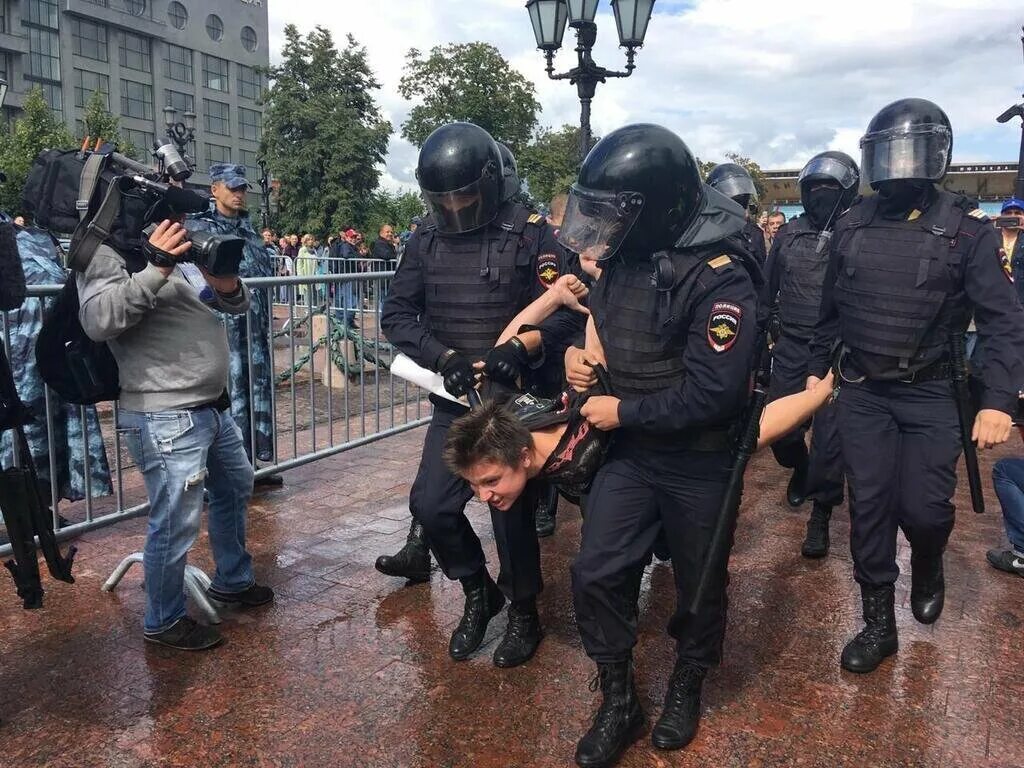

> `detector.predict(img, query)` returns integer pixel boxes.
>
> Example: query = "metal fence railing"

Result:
[0,271,430,558]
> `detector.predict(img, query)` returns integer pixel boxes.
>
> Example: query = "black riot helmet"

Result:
[860,98,953,189]
[706,163,758,210]
[798,150,860,230]
[496,142,521,202]
[557,123,746,262]
[416,122,503,234]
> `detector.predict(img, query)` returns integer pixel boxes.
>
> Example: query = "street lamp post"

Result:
[527,0,656,161]
[162,104,197,170]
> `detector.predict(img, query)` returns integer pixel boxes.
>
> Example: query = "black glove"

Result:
[482,338,530,388]
[439,351,476,398]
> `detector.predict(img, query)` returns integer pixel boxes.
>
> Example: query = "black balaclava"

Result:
[803,185,844,231]
[875,180,932,217]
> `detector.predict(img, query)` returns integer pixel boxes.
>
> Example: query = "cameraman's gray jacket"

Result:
[77,243,250,412]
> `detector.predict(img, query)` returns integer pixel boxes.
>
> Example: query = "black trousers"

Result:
[836,379,961,586]
[768,332,845,506]
[409,401,542,601]
[571,443,732,667]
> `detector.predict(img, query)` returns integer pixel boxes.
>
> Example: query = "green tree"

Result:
[398,42,540,153]
[0,87,74,214]
[519,124,588,207]
[78,89,136,160]
[261,25,392,236]
[363,188,425,241]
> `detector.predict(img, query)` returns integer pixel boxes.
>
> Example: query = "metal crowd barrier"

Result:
[0,271,430,558]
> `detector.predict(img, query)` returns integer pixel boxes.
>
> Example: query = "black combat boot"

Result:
[374,519,431,583]
[535,485,558,538]
[651,659,705,750]
[575,660,645,768]
[493,597,543,668]
[840,584,898,673]
[801,503,832,559]
[786,459,809,507]
[448,570,505,661]
[910,549,945,624]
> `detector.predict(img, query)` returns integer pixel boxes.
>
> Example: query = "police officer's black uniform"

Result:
[379,122,570,668]
[765,151,860,555]
[707,162,768,267]
[808,99,1024,674]
[560,125,760,768]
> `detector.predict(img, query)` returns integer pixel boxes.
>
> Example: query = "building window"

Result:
[241,26,258,53]
[203,98,230,136]
[0,1,8,34]
[239,148,260,182]
[0,54,8,83]
[74,69,110,109]
[164,43,193,84]
[203,54,229,92]
[72,19,108,63]
[123,128,154,163]
[120,78,153,120]
[238,64,263,101]
[82,0,108,5]
[26,27,61,81]
[26,0,58,29]
[239,107,261,141]
[206,143,231,165]
[167,1,187,30]
[205,14,223,42]
[32,82,62,114]
[123,0,145,16]
[119,31,151,74]
[164,89,194,116]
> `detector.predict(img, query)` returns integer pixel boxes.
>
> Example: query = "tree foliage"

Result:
[364,189,425,240]
[78,89,136,160]
[0,87,74,215]
[398,43,540,153]
[261,25,392,236]
[519,124,588,207]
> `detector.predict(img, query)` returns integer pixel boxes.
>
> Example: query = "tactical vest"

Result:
[776,215,829,336]
[833,191,966,368]
[420,204,541,360]
[590,251,707,397]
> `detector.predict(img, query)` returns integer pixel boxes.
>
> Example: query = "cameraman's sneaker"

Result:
[145,617,223,651]
[986,548,1024,578]
[206,582,275,607]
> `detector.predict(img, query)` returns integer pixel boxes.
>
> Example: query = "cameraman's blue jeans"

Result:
[119,406,255,633]
[993,457,1024,556]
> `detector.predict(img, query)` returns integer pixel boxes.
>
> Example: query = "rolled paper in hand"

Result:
[390,353,465,406]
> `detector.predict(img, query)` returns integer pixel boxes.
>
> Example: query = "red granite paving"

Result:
[1,428,1023,768]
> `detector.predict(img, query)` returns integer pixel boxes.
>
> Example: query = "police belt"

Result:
[622,423,736,453]
[839,356,952,385]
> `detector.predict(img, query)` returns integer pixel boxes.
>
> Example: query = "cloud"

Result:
[269,0,1024,190]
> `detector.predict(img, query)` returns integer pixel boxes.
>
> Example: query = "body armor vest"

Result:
[833,191,967,368]
[420,204,539,360]
[590,251,706,397]
[777,215,829,336]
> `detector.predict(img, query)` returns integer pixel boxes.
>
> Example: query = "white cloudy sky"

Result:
[268,0,1024,191]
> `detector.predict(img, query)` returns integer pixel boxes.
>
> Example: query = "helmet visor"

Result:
[860,124,951,185]
[710,172,757,202]
[557,186,644,262]
[421,173,501,234]
[798,156,859,189]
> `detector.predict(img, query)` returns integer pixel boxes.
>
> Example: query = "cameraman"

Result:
[77,219,273,651]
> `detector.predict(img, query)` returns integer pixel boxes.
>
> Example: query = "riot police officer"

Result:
[707,162,769,267]
[378,122,569,668]
[765,151,859,555]
[562,124,760,767]
[808,98,1024,673]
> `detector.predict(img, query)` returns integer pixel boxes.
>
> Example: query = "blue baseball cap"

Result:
[1002,197,1024,213]
[209,163,250,190]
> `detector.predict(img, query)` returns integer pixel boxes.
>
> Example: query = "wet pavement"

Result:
[1,427,1022,768]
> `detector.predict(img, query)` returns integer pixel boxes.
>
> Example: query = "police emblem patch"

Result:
[707,301,741,353]
[537,254,560,288]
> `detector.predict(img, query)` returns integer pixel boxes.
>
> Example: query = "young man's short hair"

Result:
[443,400,532,475]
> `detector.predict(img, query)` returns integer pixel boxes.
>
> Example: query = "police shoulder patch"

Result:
[967,208,989,221]
[537,253,560,288]
[527,213,545,225]
[707,301,742,353]
[707,254,732,271]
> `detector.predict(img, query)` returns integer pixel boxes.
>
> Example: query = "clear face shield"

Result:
[860,124,951,186]
[710,172,757,203]
[798,156,859,190]
[420,165,501,234]
[556,187,645,262]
